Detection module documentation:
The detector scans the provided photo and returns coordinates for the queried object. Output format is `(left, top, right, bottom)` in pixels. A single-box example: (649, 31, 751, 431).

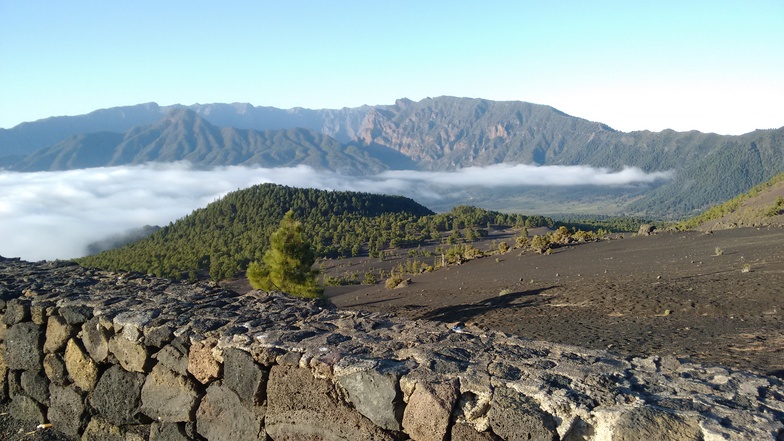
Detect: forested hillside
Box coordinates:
(75, 184, 552, 280)
(675, 171, 784, 230)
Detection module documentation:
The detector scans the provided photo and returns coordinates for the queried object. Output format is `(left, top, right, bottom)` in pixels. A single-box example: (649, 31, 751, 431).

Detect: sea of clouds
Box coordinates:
(0, 162, 673, 261)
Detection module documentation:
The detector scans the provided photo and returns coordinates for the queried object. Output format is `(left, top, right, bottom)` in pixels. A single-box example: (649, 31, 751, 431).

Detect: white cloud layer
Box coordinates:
(0, 162, 672, 261)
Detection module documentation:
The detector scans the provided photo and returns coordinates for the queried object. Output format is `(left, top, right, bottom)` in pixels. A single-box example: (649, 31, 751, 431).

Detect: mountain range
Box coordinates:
(2, 97, 782, 217)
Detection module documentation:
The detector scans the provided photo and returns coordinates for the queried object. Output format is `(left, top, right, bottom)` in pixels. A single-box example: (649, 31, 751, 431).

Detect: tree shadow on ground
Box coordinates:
(417, 286, 559, 324)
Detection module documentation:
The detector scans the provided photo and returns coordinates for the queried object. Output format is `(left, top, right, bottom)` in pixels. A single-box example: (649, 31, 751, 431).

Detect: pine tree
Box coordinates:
(246, 210, 323, 299)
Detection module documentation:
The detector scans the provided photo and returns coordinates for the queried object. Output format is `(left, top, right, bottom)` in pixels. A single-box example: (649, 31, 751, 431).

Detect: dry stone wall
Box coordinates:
(0, 256, 782, 440)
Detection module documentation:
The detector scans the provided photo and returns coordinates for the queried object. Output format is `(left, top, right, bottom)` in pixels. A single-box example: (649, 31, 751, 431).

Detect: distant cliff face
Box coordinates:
(354, 97, 615, 169)
(0, 256, 782, 440)
(2, 97, 783, 216)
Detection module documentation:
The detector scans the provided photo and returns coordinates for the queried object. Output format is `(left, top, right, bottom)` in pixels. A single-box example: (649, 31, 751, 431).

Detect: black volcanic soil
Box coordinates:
(313, 227, 784, 378)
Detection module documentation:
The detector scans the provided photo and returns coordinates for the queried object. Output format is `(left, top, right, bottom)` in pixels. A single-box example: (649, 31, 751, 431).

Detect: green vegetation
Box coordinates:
(246, 211, 322, 299)
(385, 274, 406, 289)
(75, 184, 556, 281)
(530, 235, 551, 254)
(766, 196, 784, 217)
(6, 98, 784, 218)
(676, 172, 784, 230)
(76, 184, 433, 280)
(362, 271, 378, 285)
(549, 214, 652, 233)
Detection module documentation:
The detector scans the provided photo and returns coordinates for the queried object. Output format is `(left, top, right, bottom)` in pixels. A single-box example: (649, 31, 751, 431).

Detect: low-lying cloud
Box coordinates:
(0, 162, 672, 261)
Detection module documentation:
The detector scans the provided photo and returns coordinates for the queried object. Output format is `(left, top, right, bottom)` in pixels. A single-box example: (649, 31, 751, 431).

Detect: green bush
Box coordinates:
(766, 196, 784, 217)
(362, 271, 378, 285)
(514, 234, 529, 249)
(530, 235, 551, 254)
(385, 275, 404, 289)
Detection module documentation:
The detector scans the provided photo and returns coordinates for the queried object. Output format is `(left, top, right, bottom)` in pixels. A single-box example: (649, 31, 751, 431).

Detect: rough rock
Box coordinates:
(43, 314, 74, 354)
(113, 309, 159, 342)
(337, 361, 404, 431)
(222, 347, 267, 406)
(144, 324, 174, 348)
(48, 384, 86, 438)
(20, 370, 49, 405)
(81, 417, 124, 441)
(0, 256, 781, 441)
(90, 365, 146, 425)
(188, 339, 221, 384)
(196, 382, 265, 441)
(3, 299, 31, 325)
(266, 364, 397, 440)
(0, 349, 8, 402)
(43, 353, 68, 386)
(612, 406, 702, 441)
(108, 334, 149, 373)
(402, 378, 459, 441)
(488, 386, 558, 441)
(58, 305, 92, 325)
(80, 317, 110, 363)
(451, 422, 503, 440)
(150, 422, 190, 441)
(154, 344, 189, 376)
(10, 394, 46, 423)
(140, 363, 199, 423)
(3, 321, 43, 370)
(64, 338, 99, 391)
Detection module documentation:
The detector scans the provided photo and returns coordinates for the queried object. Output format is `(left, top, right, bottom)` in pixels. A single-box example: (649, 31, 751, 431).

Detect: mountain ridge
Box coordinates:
(13, 108, 389, 174)
(2, 96, 783, 217)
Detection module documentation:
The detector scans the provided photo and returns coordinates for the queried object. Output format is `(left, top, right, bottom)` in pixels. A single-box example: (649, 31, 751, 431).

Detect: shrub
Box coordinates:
(530, 235, 551, 254)
(571, 230, 596, 242)
(498, 241, 510, 254)
(766, 197, 784, 217)
(362, 271, 378, 285)
(322, 273, 358, 286)
(515, 235, 529, 249)
(714, 247, 724, 256)
(463, 244, 483, 260)
(551, 226, 571, 244)
(385, 275, 404, 289)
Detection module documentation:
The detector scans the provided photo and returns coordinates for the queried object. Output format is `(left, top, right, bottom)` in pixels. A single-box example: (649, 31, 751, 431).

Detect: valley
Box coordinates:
(3, 97, 783, 217)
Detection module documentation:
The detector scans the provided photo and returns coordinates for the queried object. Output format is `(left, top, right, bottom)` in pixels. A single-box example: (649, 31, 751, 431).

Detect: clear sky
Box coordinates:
(1, 1, 782, 134)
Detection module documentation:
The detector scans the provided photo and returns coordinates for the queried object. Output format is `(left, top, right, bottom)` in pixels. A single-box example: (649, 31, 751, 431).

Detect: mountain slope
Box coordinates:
(676, 172, 784, 231)
(75, 183, 437, 279)
(3, 97, 783, 217)
(355, 97, 616, 169)
(14, 109, 388, 174)
(0, 102, 168, 158)
(0, 102, 370, 158)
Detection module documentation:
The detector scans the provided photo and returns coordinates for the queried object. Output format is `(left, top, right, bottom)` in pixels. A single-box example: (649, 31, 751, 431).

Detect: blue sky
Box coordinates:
(1, 1, 782, 134)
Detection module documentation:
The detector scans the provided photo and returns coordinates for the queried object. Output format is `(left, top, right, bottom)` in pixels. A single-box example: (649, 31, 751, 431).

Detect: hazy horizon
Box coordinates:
(0, 162, 672, 261)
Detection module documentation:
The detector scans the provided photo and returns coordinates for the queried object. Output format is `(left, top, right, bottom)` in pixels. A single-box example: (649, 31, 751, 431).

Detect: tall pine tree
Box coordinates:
(246, 210, 323, 298)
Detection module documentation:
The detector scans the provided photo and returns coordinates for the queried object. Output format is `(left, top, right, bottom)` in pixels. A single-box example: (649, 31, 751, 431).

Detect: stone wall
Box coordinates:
(0, 256, 782, 440)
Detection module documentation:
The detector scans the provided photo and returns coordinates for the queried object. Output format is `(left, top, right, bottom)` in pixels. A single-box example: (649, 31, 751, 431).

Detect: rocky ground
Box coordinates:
(2, 248, 783, 440)
(300, 227, 784, 379)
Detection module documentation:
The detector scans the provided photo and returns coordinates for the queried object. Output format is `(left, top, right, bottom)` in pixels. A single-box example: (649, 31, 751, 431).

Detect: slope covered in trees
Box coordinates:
(75, 184, 558, 280)
(675, 171, 784, 230)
